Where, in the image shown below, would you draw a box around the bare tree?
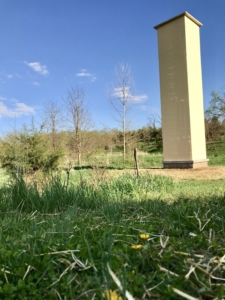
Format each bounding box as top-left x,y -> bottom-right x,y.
148,114 -> 162,129
148,114 -> 163,151
43,100 -> 62,150
63,86 -> 93,166
108,63 -> 134,162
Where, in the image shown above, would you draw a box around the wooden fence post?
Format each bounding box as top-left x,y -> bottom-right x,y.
134,148 -> 139,178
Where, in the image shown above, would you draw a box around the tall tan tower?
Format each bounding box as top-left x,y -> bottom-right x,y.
154,12 -> 208,168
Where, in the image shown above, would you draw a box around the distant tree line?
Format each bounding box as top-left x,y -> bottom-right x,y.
0,121 -> 162,176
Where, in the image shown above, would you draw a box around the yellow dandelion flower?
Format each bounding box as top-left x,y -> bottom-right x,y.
139,234 -> 150,240
131,244 -> 143,250
102,289 -> 123,300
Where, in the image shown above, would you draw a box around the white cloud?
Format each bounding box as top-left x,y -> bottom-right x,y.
131,94 -> 148,103
10,98 -> 19,103
0,96 -> 6,101
76,69 -> 96,82
33,81 -> 40,86
15,73 -> 23,79
7,75 -> 13,79
113,87 -> 147,103
14,102 -> 35,115
113,87 -> 130,99
24,61 -> 49,75
76,71 -> 91,77
0,102 -> 10,117
90,76 -> 97,82
139,105 -> 149,111
0,96 -> 35,118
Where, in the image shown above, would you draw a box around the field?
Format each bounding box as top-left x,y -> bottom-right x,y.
0,149 -> 225,299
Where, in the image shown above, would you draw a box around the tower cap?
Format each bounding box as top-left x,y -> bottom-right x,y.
154,11 -> 202,29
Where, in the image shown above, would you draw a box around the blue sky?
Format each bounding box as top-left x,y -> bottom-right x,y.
0,0 -> 225,134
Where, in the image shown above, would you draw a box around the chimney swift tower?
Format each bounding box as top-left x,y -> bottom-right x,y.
154,12 -> 208,168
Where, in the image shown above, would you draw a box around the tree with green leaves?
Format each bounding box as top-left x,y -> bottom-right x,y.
205,90 -> 225,120
204,89 -> 225,142
205,116 -> 222,141
0,121 -> 64,177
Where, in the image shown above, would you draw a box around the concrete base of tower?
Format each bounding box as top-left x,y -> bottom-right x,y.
163,159 -> 209,169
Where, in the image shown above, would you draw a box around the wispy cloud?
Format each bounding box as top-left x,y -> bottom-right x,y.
13,102 -> 35,115
76,69 -> 96,82
33,81 -> 40,86
139,105 -> 149,111
113,87 -> 147,103
0,96 -> 35,118
24,61 -> 49,75
113,87 -> 131,99
7,75 -> 13,79
90,76 -> 97,82
15,73 -> 23,79
76,69 -> 91,77
131,94 -> 148,103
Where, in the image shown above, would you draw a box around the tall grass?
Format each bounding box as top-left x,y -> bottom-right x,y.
0,173 -> 225,299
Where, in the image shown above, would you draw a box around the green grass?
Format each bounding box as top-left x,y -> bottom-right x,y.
82,142 -> 225,168
207,140 -> 225,166
63,140 -> 225,169
0,172 -> 225,299
74,152 -> 163,170
208,153 -> 225,166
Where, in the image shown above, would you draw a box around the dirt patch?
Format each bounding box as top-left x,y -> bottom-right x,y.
139,166 -> 225,181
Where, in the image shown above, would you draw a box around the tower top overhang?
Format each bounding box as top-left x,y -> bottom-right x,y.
154,11 -> 202,30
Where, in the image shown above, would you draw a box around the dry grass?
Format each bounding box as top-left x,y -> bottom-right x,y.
108,166 -> 225,181
144,166 -> 225,180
